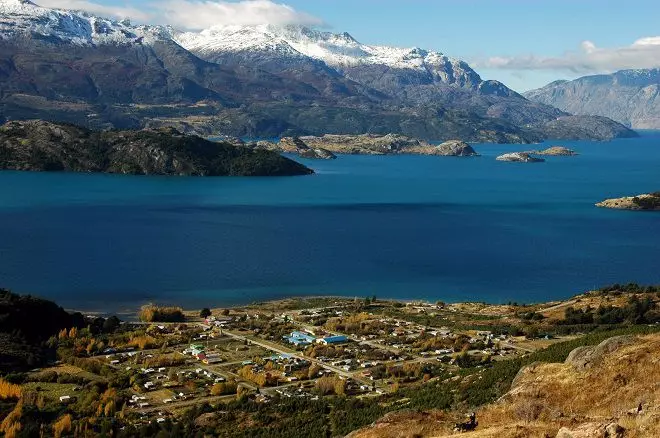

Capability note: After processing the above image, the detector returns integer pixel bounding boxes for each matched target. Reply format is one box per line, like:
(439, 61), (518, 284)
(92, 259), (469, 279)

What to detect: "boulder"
(565, 336), (635, 370)
(555, 422), (625, 438)
(605, 422), (625, 438)
(555, 423), (606, 438)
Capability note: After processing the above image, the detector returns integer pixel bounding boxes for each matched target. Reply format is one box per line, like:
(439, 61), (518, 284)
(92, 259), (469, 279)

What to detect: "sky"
(36, 0), (660, 92)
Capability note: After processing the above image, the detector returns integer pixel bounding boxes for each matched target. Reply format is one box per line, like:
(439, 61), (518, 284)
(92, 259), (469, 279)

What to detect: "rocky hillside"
(525, 69), (660, 129)
(0, 120), (312, 176)
(0, 1), (637, 142)
(351, 333), (660, 438)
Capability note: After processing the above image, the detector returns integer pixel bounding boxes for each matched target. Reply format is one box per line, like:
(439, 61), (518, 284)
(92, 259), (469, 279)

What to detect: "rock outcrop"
(432, 140), (479, 156)
(277, 137), (337, 159)
(555, 422), (625, 438)
(496, 152), (545, 162)
(299, 148), (337, 160)
(565, 336), (635, 370)
(0, 120), (313, 176)
(596, 193), (660, 211)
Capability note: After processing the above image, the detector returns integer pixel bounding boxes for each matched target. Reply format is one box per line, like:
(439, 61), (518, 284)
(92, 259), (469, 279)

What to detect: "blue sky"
(41, 0), (660, 91)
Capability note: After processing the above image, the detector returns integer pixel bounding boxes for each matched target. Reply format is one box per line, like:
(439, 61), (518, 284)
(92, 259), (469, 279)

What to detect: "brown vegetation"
(351, 333), (660, 438)
(138, 305), (185, 323)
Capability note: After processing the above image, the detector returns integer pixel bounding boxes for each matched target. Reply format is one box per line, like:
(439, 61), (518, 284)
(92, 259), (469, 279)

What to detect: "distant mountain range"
(525, 69), (660, 129)
(0, 0), (636, 142)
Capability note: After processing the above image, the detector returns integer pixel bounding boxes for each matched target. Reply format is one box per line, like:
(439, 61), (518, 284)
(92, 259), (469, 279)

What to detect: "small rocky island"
(496, 152), (545, 163)
(0, 121), (313, 176)
(526, 146), (578, 156)
(251, 134), (479, 157)
(596, 193), (660, 211)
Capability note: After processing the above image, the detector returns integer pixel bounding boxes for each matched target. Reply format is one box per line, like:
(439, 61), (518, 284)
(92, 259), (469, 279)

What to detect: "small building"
(205, 354), (224, 364)
(317, 335), (348, 345)
(59, 395), (71, 403)
(284, 331), (316, 347)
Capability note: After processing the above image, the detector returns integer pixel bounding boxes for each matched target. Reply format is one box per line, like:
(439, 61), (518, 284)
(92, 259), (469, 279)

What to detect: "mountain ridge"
(0, 0), (638, 142)
(525, 68), (660, 129)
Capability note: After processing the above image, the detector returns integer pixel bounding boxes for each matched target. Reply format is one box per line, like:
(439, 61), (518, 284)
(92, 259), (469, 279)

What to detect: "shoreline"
(63, 292), (565, 319)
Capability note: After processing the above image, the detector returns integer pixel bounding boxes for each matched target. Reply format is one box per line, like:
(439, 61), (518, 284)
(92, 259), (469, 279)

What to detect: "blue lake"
(1, 134), (659, 312)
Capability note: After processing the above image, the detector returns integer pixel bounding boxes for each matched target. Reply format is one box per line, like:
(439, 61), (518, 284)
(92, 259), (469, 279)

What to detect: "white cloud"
(155, 0), (324, 30)
(475, 37), (660, 74)
(35, 0), (323, 30)
(37, 0), (152, 21)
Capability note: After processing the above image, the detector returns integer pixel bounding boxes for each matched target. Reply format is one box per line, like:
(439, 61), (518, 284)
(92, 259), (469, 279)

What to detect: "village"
(31, 297), (563, 426)
(6, 285), (659, 437)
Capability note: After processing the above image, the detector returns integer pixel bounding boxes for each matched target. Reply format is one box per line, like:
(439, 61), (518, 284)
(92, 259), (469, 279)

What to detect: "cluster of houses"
(182, 343), (223, 365)
(283, 331), (348, 347)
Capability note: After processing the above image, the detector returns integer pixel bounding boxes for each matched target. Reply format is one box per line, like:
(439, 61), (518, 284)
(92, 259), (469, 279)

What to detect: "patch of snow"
(0, 0), (166, 45)
(174, 23), (481, 81)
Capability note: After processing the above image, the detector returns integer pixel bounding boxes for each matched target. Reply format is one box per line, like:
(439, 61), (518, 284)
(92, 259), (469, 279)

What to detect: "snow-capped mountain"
(525, 69), (660, 129)
(174, 24), (485, 91)
(176, 24), (467, 75)
(0, 0), (166, 45)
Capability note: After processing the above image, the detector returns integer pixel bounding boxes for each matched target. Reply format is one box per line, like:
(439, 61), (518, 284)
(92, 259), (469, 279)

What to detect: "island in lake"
(496, 152), (545, 162)
(525, 146), (578, 156)
(0, 120), (313, 177)
(244, 134), (479, 158)
(596, 192), (660, 211)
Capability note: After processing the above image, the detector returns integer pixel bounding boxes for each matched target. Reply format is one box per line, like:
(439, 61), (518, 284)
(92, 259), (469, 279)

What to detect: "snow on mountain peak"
(0, 1), (485, 89)
(174, 23), (469, 74)
(0, 0), (165, 46)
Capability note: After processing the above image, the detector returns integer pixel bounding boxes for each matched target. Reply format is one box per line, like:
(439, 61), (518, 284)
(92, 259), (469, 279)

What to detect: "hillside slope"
(351, 333), (660, 437)
(0, 120), (312, 176)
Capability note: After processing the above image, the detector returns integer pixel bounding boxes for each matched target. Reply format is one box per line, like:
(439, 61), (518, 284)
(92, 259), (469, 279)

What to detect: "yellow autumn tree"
(52, 414), (72, 438)
(0, 379), (21, 400)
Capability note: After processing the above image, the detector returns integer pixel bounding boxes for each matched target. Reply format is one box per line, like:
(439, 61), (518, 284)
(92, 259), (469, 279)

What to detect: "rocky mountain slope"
(351, 333), (660, 438)
(0, 120), (312, 176)
(0, 0), (637, 142)
(525, 69), (660, 129)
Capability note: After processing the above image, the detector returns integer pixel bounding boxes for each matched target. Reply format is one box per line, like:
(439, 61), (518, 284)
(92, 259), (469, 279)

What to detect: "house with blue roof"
(283, 331), (316, 346)
(317, 335), (348, 345)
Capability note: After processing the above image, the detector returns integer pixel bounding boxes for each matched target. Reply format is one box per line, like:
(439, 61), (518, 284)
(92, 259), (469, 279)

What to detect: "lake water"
(1, 134), (659, 313)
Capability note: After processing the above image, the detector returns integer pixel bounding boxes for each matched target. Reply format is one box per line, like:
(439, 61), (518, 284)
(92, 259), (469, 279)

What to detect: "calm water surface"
(1, 134), (659, 312)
